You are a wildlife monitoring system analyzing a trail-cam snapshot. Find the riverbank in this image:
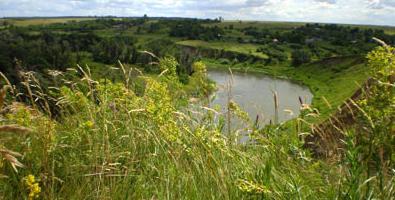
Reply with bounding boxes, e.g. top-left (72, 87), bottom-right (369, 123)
top-left (203, 55), bottom-right (371, 123)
